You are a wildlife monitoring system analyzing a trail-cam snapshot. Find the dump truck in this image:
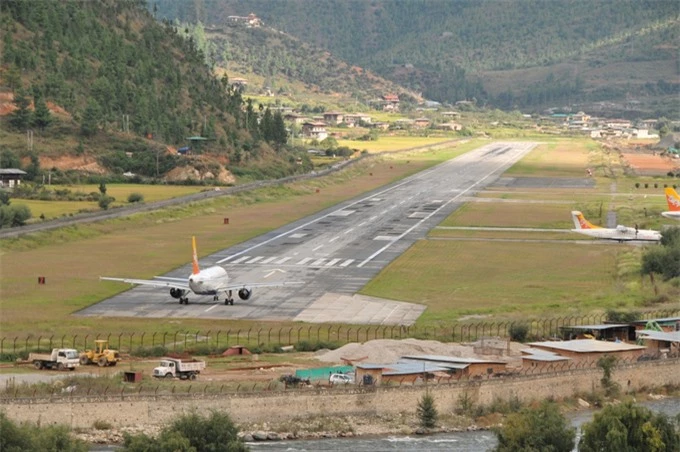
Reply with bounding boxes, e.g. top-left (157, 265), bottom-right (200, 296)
top-left (153, 358), bottom-right (205, 380)
top-left (28, 348), bottom-right (80, 370)
top-left (79, 339), bottom-right (120, 367)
